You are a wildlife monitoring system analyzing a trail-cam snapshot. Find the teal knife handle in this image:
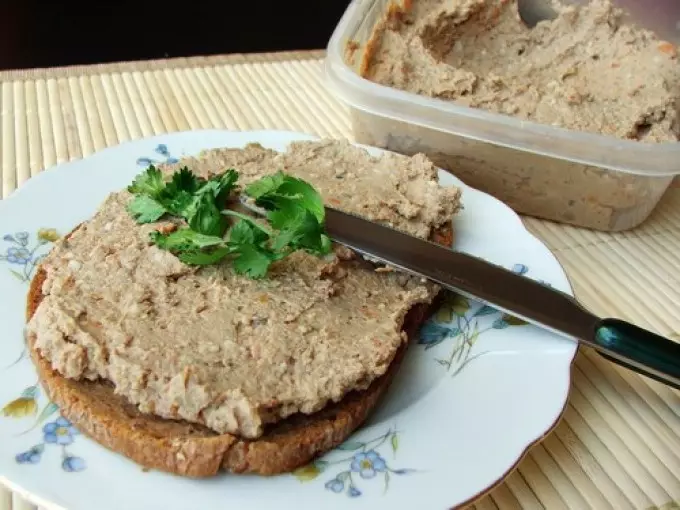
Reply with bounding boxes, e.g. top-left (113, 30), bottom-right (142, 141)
top-left (594, 318), bottom-right (680, 390)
